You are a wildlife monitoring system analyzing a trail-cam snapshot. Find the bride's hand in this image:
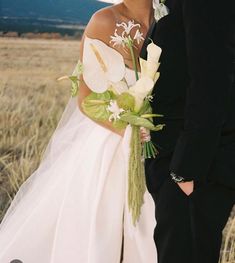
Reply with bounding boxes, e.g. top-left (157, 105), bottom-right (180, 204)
top-left (140, 127), bottom-right (151, 143)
